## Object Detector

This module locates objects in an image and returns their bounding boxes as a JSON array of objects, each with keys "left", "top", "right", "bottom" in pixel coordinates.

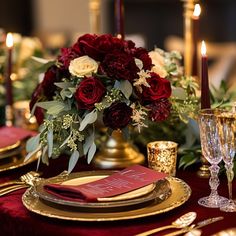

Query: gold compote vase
[{"left": 92, "top": 129, "right": 145, "bottom": 169}]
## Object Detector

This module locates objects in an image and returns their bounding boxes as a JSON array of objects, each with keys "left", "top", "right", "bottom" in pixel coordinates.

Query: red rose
[
  {"left": 42, "top": 66, "right": 69, "bottom": 99},
  {"left": 58, "top": 47, "right": 79, "bottom": 68},
  {"left": 133, "top": 47, "right": 152, "bottom": 70},
  {"left": 99, "top": 51, "right": 139, "bottom": 81},
  {"left": 147, "top": 98, "right": 171, "bottom": 122},
  {"left": 75, "top": 76, "right": 106, "bottom": 110},
  {"left": 103, "top": 102, "right": 133, "bottom": 130},
  {"left": 139, "top": 72, "right": 171, "bottom": 102}
]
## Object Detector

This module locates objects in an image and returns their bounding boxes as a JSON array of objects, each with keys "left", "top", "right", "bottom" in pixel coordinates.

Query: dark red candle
[
  {"left": 5, "top": 33, "right": 13, "bottom": 106},
  {"left": 201, "top": 41, "right": 211, "bottom": 109},
  {"left": 115, "top": 0, "right": 124, "bottom": 39},
  {"left": 192, "top": 4, "right": 201, "bottom": 77}
]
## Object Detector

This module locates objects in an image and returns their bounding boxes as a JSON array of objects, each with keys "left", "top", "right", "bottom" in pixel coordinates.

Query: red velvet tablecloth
[{"left": 0, "top": 158, "right": 235, "bottom": 236}]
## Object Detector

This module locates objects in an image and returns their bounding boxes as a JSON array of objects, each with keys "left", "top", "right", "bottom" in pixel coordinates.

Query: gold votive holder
[{"left": 147, "top": 141, "right": 178, "bottom": 176}]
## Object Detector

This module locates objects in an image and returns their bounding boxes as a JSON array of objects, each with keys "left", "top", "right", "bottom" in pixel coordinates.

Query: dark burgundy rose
[
  {"left": 147, "top": 98, "right": 171, "bottom": 122},
  {"left": 133, "top": 47, "right": 152, "bottom": 70},
  {"left": 73, "top": 34, "right": 101, "bottom": 60},
  {"left": 103, "top": 102, "right": 133, "bottom": 130},
  {"left": 75, "top": 76, "right": 106, "bottom": 110},
  {"left": 139, "top": 72, "right": 171, "bottom": 102},
  {"left": 41, "top": 65, "right": 69, "bottom": 99},
  {"left": 29, "top": 83, "right": 45, "bottom": 125},
  {"left": 58, "top": 47, "right": 79, "bottom": 68},
  {"left": 99, "top": 51, "right": 139, "bottom": 81}
]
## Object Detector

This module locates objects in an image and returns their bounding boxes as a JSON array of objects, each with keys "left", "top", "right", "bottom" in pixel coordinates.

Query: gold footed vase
[{"left": 93, "top": 130, "right": 145, "bottom": 169}]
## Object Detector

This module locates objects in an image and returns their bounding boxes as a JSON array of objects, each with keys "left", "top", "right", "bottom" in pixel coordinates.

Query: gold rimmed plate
[
  {"left": 0, "top": 141, "right": 21, "bottom": 157},
  {"left": 34, "top": 171, "right": 171, "bottom": 209},
  {"left": 22, "top": 173, "right": 191, "bottom": 221},
  {"left": 0, "top": 144, "right": 39, "bottom": 173}
]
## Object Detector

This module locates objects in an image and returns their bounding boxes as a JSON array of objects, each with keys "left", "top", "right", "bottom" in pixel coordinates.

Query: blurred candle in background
[
  {"left": 201, "top": 41, "right": 211, "bottom": 109},
  {"left": 115, "top": 0, "right": 124, "bottom": 39},
  {"left": 5, "top": 33, "right": 14, "bottom": 126},
  {"left": 192, "top": 3, "right": 201, "bottom": 78}
]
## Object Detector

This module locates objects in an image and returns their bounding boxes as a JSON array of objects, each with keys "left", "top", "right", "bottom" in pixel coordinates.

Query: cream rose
[
  {"left": 149, "top": 50, "right": 168, "bottom": 78},
  {"left": 69, "top": 55, "right": 98, "bottom": 77}
]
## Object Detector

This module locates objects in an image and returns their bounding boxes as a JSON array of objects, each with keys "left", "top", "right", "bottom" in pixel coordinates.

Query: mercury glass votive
[{"left": 147, "top": 141, "right": 178, "bottom": 176}]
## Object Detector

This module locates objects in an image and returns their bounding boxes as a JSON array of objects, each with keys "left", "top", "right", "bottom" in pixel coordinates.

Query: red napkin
[
  {"left": 44, "top": 165, "right": 167, "bottom": 202},
  {"left": 0, "top": 126, "right": 37, "bottom": 149}
]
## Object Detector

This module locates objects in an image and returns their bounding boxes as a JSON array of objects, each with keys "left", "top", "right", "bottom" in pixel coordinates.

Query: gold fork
[{"left": 0, "top": 185, "right": 27, "bottom": 196}]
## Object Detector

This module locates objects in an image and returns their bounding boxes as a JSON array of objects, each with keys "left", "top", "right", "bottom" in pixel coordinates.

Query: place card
[{"left": 44, "top": 165, "right": 167, "bottom": 202}]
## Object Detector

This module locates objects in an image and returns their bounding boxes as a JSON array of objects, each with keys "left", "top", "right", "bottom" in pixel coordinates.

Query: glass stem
[
  {"left": 225, "top": 163, "right": 234, "bottom": 200},
  {"left": 209, "top": 164, "right": 220, "bottom": 197}
]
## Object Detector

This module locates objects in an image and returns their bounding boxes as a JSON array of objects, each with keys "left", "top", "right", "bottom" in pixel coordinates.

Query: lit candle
[
  {"left": 5, "top": 33, "right": 14, "bottom": 126},
  {"left": 201, "top": 41, "right": 211, "bottom": 109},
  {"left": 192, "top": 4, "right": 201, "bottom": 77},
  {"left": 115, "top": 0, "right": 124, "bottom": 39}
]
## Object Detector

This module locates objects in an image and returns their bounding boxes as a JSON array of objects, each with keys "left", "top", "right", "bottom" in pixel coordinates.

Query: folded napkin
[
  {"left": 0, "top": 126, "right": 37, "bottom": 149},
  {"left": 44, "top": 165, "right": 167, "bottom": 202}
]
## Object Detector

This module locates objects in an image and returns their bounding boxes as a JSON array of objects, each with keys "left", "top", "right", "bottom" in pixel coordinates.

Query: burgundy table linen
[{"left": 0, "top": 158, "right": 235, "bottom": 236}]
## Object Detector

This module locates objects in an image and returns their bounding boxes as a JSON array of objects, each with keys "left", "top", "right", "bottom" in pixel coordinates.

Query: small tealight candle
[
  {"left": 201, "top": 41, "right": 211, "bottom": 109},
  {"left": 115, "top": 0, "right": 124, "bottom": 39}
]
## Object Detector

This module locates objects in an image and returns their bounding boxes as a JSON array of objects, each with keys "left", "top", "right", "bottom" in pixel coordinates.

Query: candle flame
[
  {"left": 201, "top": 41, "right": 207, "bottom": 56},
  {"left": 6, "top": 33, "right": 13, "bottom": 48},
  {"left": 193, "top": 4, "right": 201, "bottom": 17}
]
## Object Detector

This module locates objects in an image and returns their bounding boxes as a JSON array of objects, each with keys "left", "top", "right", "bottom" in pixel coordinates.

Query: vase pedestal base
[{"left": 92, "top": 130, "right": 145, "bottom": 170}]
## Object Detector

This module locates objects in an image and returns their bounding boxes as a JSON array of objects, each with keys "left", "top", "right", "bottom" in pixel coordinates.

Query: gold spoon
[{"left": 135, "top": 212, "right": 197, "bottom": 236}]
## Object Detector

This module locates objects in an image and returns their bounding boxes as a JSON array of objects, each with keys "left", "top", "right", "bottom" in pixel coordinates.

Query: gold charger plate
[
  {"left": 22, "top": 175, "right": 191, "bottom": 221},
  {"left": 0, "top": 145, "right": 39, "bottom": 173},
  {"left": 34, "top": 172, "right": 170, "bottom": 209}
]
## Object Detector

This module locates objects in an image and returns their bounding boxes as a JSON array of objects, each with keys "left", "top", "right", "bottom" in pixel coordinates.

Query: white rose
[
  {"left": 69, "top": 55, "right": 98, "bottom": 77},
  {"left": 151, "top": 65, "right": 168, "bottom": 78}
]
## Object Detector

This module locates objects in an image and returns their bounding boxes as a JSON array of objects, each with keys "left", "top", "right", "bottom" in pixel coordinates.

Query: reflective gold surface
[
  {"left": 147, "top": 141, "right": 178, "bottom": 176},
  {"left": 22, "top": 176, "right": 191, "bottom": 221},
  {"left": 93, "top": 130, "right": 145, "bottom": 169}
]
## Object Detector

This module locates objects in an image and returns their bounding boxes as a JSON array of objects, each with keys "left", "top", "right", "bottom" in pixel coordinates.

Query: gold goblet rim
[{"left": 147, "top": 141, "right": 178, "bottom": 149}]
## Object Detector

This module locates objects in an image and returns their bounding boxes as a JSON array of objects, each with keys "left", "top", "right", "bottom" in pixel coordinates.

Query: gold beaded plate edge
[{"left": 22, "top": 174, "right": 191, "bottom": 221}]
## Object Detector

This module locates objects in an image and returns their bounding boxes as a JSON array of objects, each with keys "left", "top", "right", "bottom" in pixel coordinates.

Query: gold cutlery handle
[
  {"left": 135, "top": 225, "right": 176, "bottom": 236},
  {"left": 0, "top": 181, "right": 24, "bottom": 188},
  {"left": 0, "top": 185, "right": 27, "bottom": 197}
]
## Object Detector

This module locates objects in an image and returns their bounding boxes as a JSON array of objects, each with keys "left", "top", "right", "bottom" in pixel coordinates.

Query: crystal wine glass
[
  {"left": 198, "top": 109, "right": 228, "bottom": 208},
  {"left": 217, "top": 111, "right": 236, "bottom": 212}
]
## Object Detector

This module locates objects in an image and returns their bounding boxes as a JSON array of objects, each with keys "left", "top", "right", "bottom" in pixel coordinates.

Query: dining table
[{"left": 0, "top": 156, "right": 235, "bottom": 236}]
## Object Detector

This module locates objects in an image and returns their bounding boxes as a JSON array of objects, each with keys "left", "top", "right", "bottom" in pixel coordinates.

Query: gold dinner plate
[
  {"left": 34, "top": 172, "right": 170, "bottom": 209},
  {"left": 0, "top": 145, "right": 39, "bottom": 173},
  {"left": 22, "top": 175, "right": 191, "bottom": 221},
  {"left": 0, "top": 141, "right": 21, "bottom": 157}
]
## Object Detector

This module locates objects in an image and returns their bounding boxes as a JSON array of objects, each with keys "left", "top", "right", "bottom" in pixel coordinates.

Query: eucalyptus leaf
[
  {"left": 60, "top": 89, "right": 73, "bottom": 100},
  {"left": 24, "top": 145, "right": 41, "bottom": 162},
  {"left": 31, "top": 56, "right": 54, "bottom": 64},
  {"left": 26, "top": 134, "right": 40, "bottom": 152},
  {"left": 54, "top": 82, "right": 73, "bottom": 89},
  {"left": 83, "top": 132, "right": 94, "bottom": 155},
  {"left": 42, "top": 146, "right": 49, "bottom": 165},
  {"left": 79, "top": 110, "right": 97, "bottom": 131},
  {"left": 47, "top": 129, "right": 53, "bottom": 157},
  {"left": 114, "top": 80, "right": 132, "bottom": 99},
  {"left": 68, "top": 150, "right": 80, "bottom": 173},
  {"left": 172, "top": 87, "right": 187, "bottom": 100},
  {"left": 60, "top": 132, "right": 72, "bottom": 148},
  {"left": 47, "top": 103, "right": 69, "bottom": 115},
  {"left": 87, "top": 142, "right": 96, "bottom": 164}
]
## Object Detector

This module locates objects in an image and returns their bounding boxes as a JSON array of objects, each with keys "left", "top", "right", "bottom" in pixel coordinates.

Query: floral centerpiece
[{"left": 26, "top": 33, "right": 199, "bottom": 172}]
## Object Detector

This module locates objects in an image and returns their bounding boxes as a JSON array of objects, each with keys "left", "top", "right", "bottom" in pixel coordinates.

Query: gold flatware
[
  {"left": 0, "top": 184, "right": 27, "bottom": 196},
  {"left": 135, "top": 212, "right": 197, "bottom": 236},
  {"left": 0, "top": 171, "right": 40, "bottom": 188},
  {"left": 212, "top": 227, "right": 236, "bottom": 236},
  {"left": 163, "top": 216, "right": 224, "bottom": 236}
]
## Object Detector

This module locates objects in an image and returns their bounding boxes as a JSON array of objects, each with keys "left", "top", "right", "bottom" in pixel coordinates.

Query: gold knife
[{"left": 163, "top": 216, "right": 224, "bottom": 236}]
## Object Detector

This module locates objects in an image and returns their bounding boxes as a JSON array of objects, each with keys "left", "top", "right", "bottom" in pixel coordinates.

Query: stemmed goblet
[
  {"left": 198, "top": 109, "right": 228, "bottom": 208},
  {"left": 217, "top": 111, "right": 236, "bottom": 212}
]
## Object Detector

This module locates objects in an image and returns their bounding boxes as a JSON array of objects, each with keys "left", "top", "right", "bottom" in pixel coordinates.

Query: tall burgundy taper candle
[
  {"left": 5, "top": 33, "right": 14, "bottom": 126},
  {"left": 192, "top": 4, "right": 201, "bottom": 77},
  {"left": 201, "top": 41, "right": 211, "bottom": 109},
  {"left": 115, "top": 0, "right": 124, "bottom": 39},
  {"left": 6, "top": 33, "right": 13, "bottom": 106}
]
